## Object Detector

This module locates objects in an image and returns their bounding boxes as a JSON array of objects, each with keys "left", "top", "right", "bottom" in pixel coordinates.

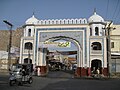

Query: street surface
[{"left": 0, "top": 71, "right": 120, "bottom": 90}]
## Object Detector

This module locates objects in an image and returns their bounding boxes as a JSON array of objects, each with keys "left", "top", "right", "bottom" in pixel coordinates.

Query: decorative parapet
[{"left": 36, "top": 18, "right": 87, "bottom": 25}]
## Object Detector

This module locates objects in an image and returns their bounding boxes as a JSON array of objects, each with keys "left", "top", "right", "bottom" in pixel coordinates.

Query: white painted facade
[{"left": 19, "top": 11, "right": 108, "bottom": 76}]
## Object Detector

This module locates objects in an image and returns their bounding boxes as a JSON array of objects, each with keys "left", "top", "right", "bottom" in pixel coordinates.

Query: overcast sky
[{"left": 0, "top": 0, "right": 119, "bottom": 30}]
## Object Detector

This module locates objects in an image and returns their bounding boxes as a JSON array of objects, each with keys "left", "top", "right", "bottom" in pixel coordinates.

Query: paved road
[
  {"left": 47, "top": 70, "right": 74, "bottom": 78},
  {"left": 0, "top": 71, "right": 120, "bottom": 90}
]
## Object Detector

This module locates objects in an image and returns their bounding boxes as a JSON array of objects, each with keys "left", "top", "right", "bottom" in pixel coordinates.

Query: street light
[{"left": 3, "top": 20, "right": 13, "bottom": 69}]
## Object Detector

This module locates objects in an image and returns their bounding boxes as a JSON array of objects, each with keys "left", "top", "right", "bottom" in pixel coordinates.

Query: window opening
[
  {"left": 95, "top": 27, "right": 99, "bottom": 35},
  {"left": 24, "top": 42, "right": 33, "bottom": 50},
  {"left": 28, "top": 29, "right": 31, "bottom": 36},
  {"left": 91, "top": 42, "right": 102, "bottom": 50}
]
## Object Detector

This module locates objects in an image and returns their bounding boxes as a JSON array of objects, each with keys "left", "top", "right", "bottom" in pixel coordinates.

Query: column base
[
  {"left": 75, "top": 67, "right": 88, "bottom": 77},
  {"left": 75, "top": 67, "right": 108, "bottom": 77},
  {"left": 37, "top": 66, "right": 47, "bottom": 76},
  {"left": 102, "top": 68, "right": 108, "bottom": 76}
]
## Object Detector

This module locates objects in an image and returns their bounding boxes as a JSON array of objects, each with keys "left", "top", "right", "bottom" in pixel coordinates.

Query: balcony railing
[
  {"left": 24, "top": 49, "right": 33, "bottom": 54},
  {"left": 91, "top": 50, "right": 102, "bottom": 55}
]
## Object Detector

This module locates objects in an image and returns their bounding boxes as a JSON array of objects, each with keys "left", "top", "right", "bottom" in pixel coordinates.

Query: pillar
[{"left": 38, "top": 48, "right": 47, "bottom": 76}]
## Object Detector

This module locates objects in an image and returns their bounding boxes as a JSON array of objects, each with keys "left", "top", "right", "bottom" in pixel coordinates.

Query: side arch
[{"left": 91, "top": 59, "right": 102, "bottom": 74}]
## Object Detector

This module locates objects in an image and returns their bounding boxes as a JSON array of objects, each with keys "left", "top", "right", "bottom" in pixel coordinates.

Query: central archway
[
  {"left": 45, "top": 36, "right": 82, "bottom": 65},
  {"left": 44, "top": 36, "right": 83, "bottom": 78}
]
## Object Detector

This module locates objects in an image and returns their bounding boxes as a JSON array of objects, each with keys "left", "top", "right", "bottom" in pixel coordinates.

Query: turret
[
  {"left": 24, "top": 15, "right": 39, "bottom": 37},
  {"left": 88, "top": 11, "right": 106, "bottom": 36}
]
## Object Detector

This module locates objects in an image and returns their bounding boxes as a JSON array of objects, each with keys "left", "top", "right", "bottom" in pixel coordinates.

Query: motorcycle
[{"left": 9, "top": 64, "right": 33, "bottom": 86}]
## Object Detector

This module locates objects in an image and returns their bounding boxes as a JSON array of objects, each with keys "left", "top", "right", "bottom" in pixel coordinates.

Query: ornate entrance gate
[{"left": 20, "top": 12, "right": 109, "bottom": 77}]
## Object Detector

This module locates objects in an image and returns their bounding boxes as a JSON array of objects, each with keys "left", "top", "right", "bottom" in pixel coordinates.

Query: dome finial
[
  {"left": 88, "top": 8, "right": 104, "bottom": 23},
  {"left": 93, "top": 8, "right": 96, "bottom": 15},
  {"left": 26, "top": 12, "right": 39, "bottom": 24},
  {"left": 32, "top": 12, "right": 35, "bottom": 18},
  {"left": 33, "top": 12, "right": 35, "bottom": 15}
]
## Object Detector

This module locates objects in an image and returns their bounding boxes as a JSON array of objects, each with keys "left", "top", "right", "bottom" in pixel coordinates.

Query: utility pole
[
  {"left": 3, "top": 20, "right": 13, "bottom": 69},
  {"left": 28, "top": 43, "right": 31, "bottom": 64},
  {"left": 103, "top": 21, "right": 115, "bottom": 77},
  {"left": 28, "top": 48, "right": 31, "bottom": 64}
]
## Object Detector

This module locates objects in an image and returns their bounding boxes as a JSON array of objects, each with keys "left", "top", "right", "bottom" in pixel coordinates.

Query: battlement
[{"left": 38, "top": 18, "right": 87, "bottom": 25}]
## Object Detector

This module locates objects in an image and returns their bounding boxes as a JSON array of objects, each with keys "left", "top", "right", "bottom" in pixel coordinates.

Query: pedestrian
[
  {"left": 37, "top": 67, "right": 41, "bottom": 76},
  {"left": 22, "top": 68, "right": 26, "bottom": 76},
  {"left": 33, "top": 67, "right": 37, "bottom": 75},
  {"left": 96, "top": 68, "right": 100, "bottom": 77},
  {"left": 97, "top": 68, "right": 100, "bottom": 74},
  {"left": 22, "top": 68, "right": 26, "bottom": 81}
]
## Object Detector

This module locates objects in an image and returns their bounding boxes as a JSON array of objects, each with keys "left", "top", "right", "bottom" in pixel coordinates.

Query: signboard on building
[
  {"left": 0, "top": 59, "right": 8, "bottom": 70},
  {"left": 39, "top": 41, "right": 71, "bottom": 48}
]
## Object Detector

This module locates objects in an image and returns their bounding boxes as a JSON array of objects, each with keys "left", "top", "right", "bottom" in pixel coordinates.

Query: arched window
[
  {"left": 95, "top": 27, "right": 99, "bottom": 36},
  {"left": 52, "top": 20, "right": 54, "bottom": 24},
  {"left": 40, "top": 21, "right": 43, "bottom": 24},
  {"left": 67, "top": 20, "right": 70, "bottom": 24},
  {"left": 56, "top": 20, "right": 58, "bottom": 24},
  {"left": 90, "top": 28, "right": 92, "bottom": 36},
  {"left": 79, "top": 20, "right": 82, "bottom": 23},
  {"left": 24, "top": 42, "right": 33, "bottom": 50},
  {"left": 83, "top": 20, "right": 86, "bottom": 23},
  {"left": 91, "top": 42, "right": 102, "bottom": 50},
  {"left": 71, "top": 20, "right": 74, "bottom": 24},
  {"left": 28, "top": 29, "right": 31, "bottom": 36},
  {"left": 75, "top": 19, "right": 78, "bottom": 24},
  {"left": 44, "top": 21, "right": 47, "bottom": 24},
  {"left": 60, "top": 20, "right": 62, "bottom": 24}
]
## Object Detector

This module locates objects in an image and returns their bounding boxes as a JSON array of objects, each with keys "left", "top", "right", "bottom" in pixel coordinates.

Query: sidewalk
[{"left": 74, "top": 75, "right": 120, "bottom": 80}]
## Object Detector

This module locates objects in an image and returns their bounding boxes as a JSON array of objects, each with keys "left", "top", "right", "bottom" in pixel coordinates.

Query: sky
[{"left": 0, "top": 0, "right": 120, "bottom": 30}]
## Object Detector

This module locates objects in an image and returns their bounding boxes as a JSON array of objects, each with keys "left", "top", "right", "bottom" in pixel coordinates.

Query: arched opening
[
  {"left": 24, "top": 42, "right": 33, "bottom": 50},
  {"left": 44, "top": 36, "right": 82, "bottom": 78},
  {"left": 95, "top": 27, "right": 99, "bottom": 36},
  {"left": 28, "top": 29, "right": 31, "bottom": 36},
  {"left": 83, "top": 19, "right": 86, "bottom": 23},
  {"left": 91, "top": 59, "right": 102, "bottom": 74},
  {"left": 24, "top": 58, "right": 32, "bottom": 64},
  {"left": 79, "top": 20, "right": 82, "bottom": 23},
  {"left": 91, "top": 42, "right": 102, "bottom": 50}
]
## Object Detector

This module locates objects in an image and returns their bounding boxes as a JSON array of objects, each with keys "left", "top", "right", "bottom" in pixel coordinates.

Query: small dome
[
  {"left": 88, "top": 12, "right": 104, "bottom": 23},
  {"left": 25, "top": 15, "right": 39, "bottom": 24}
]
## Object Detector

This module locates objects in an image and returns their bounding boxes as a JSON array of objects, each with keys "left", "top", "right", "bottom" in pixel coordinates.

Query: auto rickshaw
[{"left": 9, "top": 64, "right": 33, "bottom": 86}]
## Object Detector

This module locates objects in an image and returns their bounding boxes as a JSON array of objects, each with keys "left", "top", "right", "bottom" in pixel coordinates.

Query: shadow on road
[
  {"left": 40, "top": 78, "right": 120, "bottom": 90},
  {"left": 0, "top": 73, "right": 120, "bottom": 90},
  {"left": 47, "top": 70, "right": 74, "bottom": 79}
]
